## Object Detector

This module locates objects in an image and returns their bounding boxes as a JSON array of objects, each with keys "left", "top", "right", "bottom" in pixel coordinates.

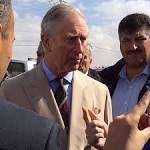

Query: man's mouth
[{"left": 127, "top": 50, "right": 141, "bottom": 55}]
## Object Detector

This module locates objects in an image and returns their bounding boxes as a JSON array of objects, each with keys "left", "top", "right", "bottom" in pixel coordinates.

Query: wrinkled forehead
[{"left": 56, "top": 14, "right": 88, "bottom": 37}]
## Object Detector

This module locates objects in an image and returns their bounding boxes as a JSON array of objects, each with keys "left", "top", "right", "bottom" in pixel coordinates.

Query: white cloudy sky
[{"left": 13, "top": 0, "right": 150, "bottom": 68}]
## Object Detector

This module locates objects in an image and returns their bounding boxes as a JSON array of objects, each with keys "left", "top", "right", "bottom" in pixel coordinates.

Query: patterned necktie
[
  {"left": 54, "top": 78, "right": 69, "bottom": 129},
  {"left": 54, "top": 78, "right": 66, "bottom": 106}
]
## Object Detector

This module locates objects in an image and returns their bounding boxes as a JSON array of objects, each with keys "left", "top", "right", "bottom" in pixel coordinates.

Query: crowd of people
[{"left": 0, "top": 0, "right": 150, "bottom": 150}]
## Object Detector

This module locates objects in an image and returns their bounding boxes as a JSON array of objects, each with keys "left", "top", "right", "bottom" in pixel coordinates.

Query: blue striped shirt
[
  {"left": 112, "top": 64, "right": 150, "bottom": 117},
  {"left": 112, "top": 64, "right": 150, "bottom": 150}
]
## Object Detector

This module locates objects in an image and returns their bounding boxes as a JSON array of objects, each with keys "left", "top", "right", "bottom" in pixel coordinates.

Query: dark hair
[{"left": 118, "top": 13, "right": 150, "bottom": 34}]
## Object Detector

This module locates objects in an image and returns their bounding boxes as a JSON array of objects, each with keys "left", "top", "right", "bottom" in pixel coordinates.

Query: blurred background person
[
  {"left": 37, "top": 41, "right": 45, "bottom": 64},
  {"left": 78, "top": 44, "right": 101, "bottom": 81}
]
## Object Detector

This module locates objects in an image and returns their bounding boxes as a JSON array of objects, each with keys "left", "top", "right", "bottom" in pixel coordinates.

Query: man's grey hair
[
  {"left": 0, "top": 0, "right": 12, "bottom": 39},
  {"left": 41, "top": 3, "right": 85, "bottom": 36}
]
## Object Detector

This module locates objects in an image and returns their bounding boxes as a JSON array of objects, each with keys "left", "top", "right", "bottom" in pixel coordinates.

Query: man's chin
[
  {"left": 126, "top": 61, "right": 146, "bottom": 68},
  {"left": 69, "top": 65, "right": 79, "bottom": 72}
]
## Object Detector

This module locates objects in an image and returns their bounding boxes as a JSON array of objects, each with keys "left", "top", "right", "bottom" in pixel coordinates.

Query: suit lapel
[
  {"left": 23, "top": 64, "right": 65, "bottom": 128},
  {"left": 69, "top": 71, "right": 94, "bottom": 149}
]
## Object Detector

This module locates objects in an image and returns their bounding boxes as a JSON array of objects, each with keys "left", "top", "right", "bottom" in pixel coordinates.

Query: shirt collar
[
  {"left": 42, "top": 60, "right": 73, "bottom": 84},
  {"left": 64, "top": 71, "right": 73, "bottom": 84},
  {"left": 143, "top": 64, "right": 150, "bottom": 75},
  {"left": 42, "top": 60, "right": 55, "bottom": 82},
  {"left": 119, "top": 64, "right": 150, "bottom": 79}
]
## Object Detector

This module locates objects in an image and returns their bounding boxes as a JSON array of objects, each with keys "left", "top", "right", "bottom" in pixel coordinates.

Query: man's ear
[
  {"left": 0, "top": 24, "right": 2, "bottom": 38},
  {"left": 90, "top": 58, "right": 92, "bottom": 64},
  {"left": 41, "top": 33, "right": 51, "bottom": 52}
]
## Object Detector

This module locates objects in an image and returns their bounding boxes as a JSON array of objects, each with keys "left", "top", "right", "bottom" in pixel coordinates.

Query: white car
[{"left": 7, "top": 58, "right": 36, "bottom": 77}]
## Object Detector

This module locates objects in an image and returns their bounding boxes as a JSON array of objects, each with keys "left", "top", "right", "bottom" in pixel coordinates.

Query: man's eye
[
  {"left": 121, "top": 39, "right": 130, "bottom": 43},
  {"left": 66, "top": 37, "right": 76, "bottom": 43},
  {"left": 80, "top": 36, "right": 86, "bottom": 43},
  {"left": 136, "top": 37, "right": 147, "bottom": 42}
]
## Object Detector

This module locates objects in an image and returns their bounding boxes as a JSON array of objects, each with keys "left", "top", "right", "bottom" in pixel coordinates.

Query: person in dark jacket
[{"left": 99, "top": 13, "right": 150, "bottom": 150}]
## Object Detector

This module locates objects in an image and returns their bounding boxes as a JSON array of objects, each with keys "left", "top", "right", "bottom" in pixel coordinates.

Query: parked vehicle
[{"left": 7, "top": 59, "right": 36, "bottom": 77}]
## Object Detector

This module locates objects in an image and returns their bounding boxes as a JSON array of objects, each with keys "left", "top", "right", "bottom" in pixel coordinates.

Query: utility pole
[
  {"left": 59, "top": 0, "right": 63, "bottom": 3},
  {"left": 48, "top": 0, "right": 66, "bottom": 6}
]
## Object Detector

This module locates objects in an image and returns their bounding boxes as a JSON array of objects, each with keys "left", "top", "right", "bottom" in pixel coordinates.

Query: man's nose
[
  {"left": 130, "top": 41, "right": 138, "bottom": 50},
  {"left": 74, "top": 39, "right": 85, "bottom": 53}
]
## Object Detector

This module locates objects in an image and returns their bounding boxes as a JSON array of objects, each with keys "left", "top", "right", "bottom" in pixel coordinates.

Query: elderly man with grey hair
[
  {"left": 0, "top": 0, "right": 67, "bottom": 150},
  {"left": 0, "top": 3, "right": 112, "bottom": 149}
]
